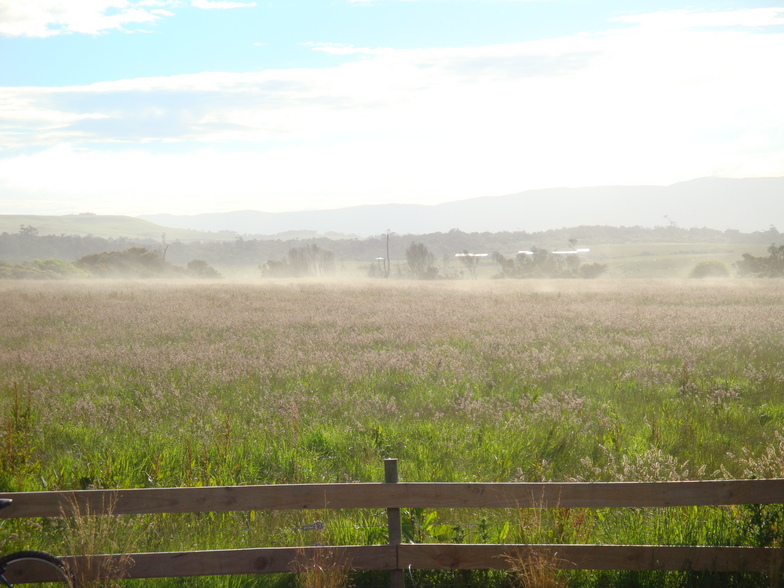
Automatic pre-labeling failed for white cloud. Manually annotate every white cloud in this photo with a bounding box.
[0,0,177,37]
[613,7,784,29]
[2,7,783,213]
[306,42,387,56]
[347,0,541,3]
[191,0,256,9]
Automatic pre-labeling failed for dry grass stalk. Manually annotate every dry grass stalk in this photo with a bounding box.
[59,493,138,588]
[292,545,354,588]
[505,546,567,588]
[503,490,568,588]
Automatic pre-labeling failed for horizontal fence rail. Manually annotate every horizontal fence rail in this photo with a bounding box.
[1,460,783,584]
[2,478,784,518]
[3,545,782,584]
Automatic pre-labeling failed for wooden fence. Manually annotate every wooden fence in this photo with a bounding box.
[0,459,782,585]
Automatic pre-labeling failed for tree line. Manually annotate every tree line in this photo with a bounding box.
[0,246,220,280]
[399,242,606,280]
[735,243,784,277]
[2,224,783,280]
[2,224,781,267]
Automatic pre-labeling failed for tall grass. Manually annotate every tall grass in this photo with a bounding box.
[1,279,783,586]
[59,493,138,588]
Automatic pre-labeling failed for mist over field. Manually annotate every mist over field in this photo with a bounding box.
[2,212,782,282]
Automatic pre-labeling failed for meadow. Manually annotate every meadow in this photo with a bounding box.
[1,278,783,587]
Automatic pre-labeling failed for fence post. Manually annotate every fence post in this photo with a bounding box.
[385,458,404,588]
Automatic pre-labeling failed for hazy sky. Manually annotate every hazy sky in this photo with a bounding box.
[1,1,783,216]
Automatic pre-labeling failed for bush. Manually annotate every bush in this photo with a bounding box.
[736,243,784,277]
[579,263,608,279]
[689,260,730,279]
[187,260,222,278]
[0,260,86,280]
[75,248,181,278]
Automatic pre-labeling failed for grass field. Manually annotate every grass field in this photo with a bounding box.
[589,242,769,278]
[1,278,783,587]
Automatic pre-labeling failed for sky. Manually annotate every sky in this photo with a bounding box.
[1,0,783,216]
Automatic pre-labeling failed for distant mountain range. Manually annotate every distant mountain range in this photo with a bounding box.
[139,176,784,237]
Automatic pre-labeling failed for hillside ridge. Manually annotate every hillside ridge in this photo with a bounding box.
[138,176,784,237]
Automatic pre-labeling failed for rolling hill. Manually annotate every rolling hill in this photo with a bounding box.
[138,176,784,237]
[0,214,236,241]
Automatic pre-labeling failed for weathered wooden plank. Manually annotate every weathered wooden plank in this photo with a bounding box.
[0,485,390,518]
[4,544,780,583]
[399,544,784,573]
[0,555,72,584]
[3,546,397,584]
[121,545,396,579]
[394,479,784,509]
[1,479,783,518]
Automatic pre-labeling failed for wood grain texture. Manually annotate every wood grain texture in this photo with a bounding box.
[3,546,396,583]
[399,544,782,573]
[4,544,780,583]
[1,479,783,518]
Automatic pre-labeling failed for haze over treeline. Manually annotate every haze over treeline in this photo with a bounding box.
[4,174,782,278]
[1,223,780,270]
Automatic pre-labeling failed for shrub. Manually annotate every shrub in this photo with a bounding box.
[736,243,784,277]
[579,262,608,279]
[689,260,730,279]
[0,260,86,280]
[186,259,222,278]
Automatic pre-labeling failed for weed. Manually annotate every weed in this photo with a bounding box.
[291,546,353,588]
[504,547,567,588]
[58,493,143,588]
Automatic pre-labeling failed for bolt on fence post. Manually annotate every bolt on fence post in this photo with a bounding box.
[385,458,404,588]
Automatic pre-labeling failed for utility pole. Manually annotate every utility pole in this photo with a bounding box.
[385,230,391,278]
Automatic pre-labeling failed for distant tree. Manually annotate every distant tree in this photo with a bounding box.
[517,247,560,277]
[286,246,310,276]
[260,259,288,277]
[367,259,385,278]
[406,242,437,279]
[488,247,603,279]
[490,251,515,276]
[491,251,506,273]
[736,243,784,277]
[19,225,38,237]
[161,233,169,261]
[564,253,581,273]
[384,230,391,278]
[262,244,335,277]
[456,250,481,279]
[312,245,335,276]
